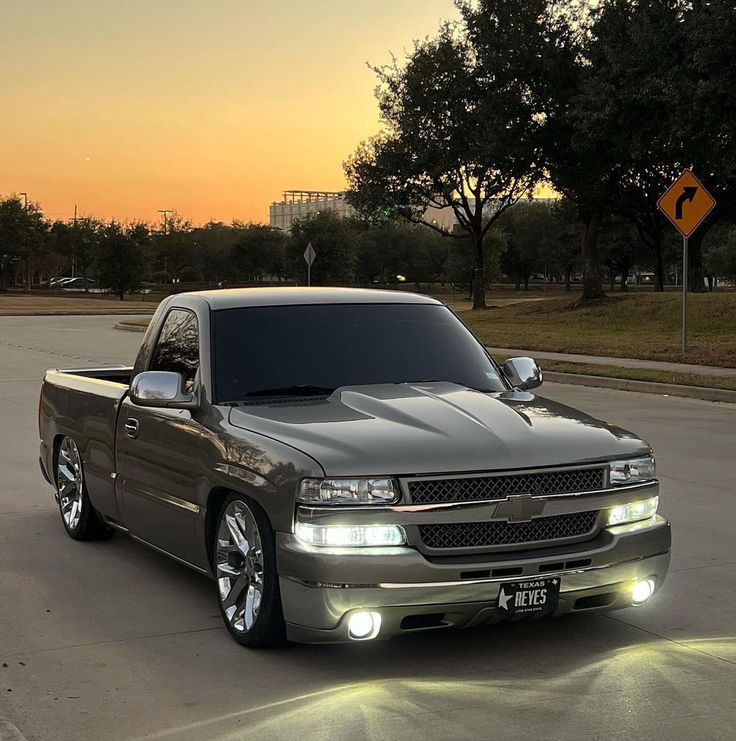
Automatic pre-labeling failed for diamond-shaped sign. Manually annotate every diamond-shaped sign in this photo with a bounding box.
[303,242,316,267]
[658,169,716,238]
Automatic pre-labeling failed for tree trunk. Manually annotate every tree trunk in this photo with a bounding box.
[523,274,530,291]
[565,266,572,292]
[620,271,628,291]
[24,257,31,291]
[581,214,605,300]
[471,234,486,309]
[467,268,473,300]
[688,231,706,292]
[608,269,615,292]
[514,275,521,291]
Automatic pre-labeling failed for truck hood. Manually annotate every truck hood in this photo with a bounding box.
[228,383,650,477]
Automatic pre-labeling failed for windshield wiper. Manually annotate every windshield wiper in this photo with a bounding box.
[243,384,336,398]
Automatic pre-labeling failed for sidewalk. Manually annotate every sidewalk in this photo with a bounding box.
[487,347,736,378]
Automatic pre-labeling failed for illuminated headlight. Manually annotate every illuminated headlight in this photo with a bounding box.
[295,522,406,547]
[298,478,399,505]
[609,456,656,486]
[607,496,659,527]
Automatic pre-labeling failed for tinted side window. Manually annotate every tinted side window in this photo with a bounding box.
[150,309,199,392]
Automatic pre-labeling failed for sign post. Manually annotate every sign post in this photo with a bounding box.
[657,169,716,353]
[303,242,316,287]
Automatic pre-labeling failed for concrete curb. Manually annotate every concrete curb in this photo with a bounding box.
[545,371,736,404]
[114,322,147,332]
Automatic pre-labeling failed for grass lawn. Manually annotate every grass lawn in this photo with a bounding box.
[0,293,159,315]
[464,292,736,368]
[492,355,736,392]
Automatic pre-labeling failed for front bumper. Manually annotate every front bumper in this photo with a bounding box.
[276,515,671,643]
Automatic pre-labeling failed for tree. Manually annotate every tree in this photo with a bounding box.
[0,196,47,289]
[95,222,149,300]
[498,203,559,291]
[674,1,736,291]
[231,224,287,282]
[287,211,359,285]
[346,3,551,309]
[151,213,192,280]
[546,199,581,291]
[49,217,102,288]
[599,220,643,291]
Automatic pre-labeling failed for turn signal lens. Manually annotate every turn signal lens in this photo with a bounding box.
[607,497,659,527]
[295,522,406,548]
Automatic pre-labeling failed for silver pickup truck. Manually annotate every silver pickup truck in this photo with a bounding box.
[39,288,671,647]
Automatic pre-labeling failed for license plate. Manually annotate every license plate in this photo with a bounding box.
[497,578,561,618]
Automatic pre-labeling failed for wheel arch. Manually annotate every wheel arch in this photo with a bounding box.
[204,486,275,573]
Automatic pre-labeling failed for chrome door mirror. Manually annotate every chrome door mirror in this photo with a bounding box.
[502,357,543,391]
[130,371,198,410]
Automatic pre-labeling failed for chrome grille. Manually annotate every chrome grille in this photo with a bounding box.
[407,467,605,505]
[418,511,600,550]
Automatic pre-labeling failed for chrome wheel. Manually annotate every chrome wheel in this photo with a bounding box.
[216,500,264,633]
[57,437,84,531]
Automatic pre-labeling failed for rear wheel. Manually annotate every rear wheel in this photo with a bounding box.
[214,494,286,648]
[55,437,112,540]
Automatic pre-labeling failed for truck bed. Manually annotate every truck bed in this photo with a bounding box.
[39,366,134,522]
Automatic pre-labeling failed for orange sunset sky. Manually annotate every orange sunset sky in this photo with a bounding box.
[2,0,461,225]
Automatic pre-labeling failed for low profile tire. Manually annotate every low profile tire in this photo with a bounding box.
[55,436,112,541]
[214,493,286,648]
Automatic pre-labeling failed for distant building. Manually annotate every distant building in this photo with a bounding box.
[269,189,558,232]
[269,190,354,231]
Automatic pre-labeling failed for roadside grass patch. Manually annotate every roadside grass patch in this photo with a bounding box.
[465,292,736,367]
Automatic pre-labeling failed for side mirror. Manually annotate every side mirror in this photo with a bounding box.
[130,371,198,410]
[502,357,543,391]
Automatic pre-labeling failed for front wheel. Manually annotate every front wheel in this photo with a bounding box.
[214,494,286,648]
[55,436,112,540]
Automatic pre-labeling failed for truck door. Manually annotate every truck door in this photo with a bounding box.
[116,308,203,566]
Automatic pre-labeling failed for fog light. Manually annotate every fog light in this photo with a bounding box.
[348,611,381,640]
[631,579,655,605]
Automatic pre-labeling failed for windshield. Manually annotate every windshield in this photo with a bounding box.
[212,303,507,402]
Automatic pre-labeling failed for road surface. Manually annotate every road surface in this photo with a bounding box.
[0,316,734,740]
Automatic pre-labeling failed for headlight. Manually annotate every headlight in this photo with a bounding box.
[295,522,406,547]
[607,496,659,527]
[609,456,656,486]
[298,478,399,505]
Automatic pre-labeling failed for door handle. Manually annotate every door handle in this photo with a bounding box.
[125,418,139,439]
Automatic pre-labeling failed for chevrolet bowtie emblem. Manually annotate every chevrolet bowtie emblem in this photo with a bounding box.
[494,494,545,523]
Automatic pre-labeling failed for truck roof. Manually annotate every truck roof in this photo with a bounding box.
[187,287,443,310]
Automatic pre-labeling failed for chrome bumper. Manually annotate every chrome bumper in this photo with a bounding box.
[276,515,671,643]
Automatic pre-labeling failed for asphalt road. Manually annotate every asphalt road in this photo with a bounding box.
[0,315,734,741]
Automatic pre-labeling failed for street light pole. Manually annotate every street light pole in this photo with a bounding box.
[158,209,173,235]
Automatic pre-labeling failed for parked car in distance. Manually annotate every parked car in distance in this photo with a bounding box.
[49,276,74,289]
[61,277,97,290]
[38,288,671,647]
